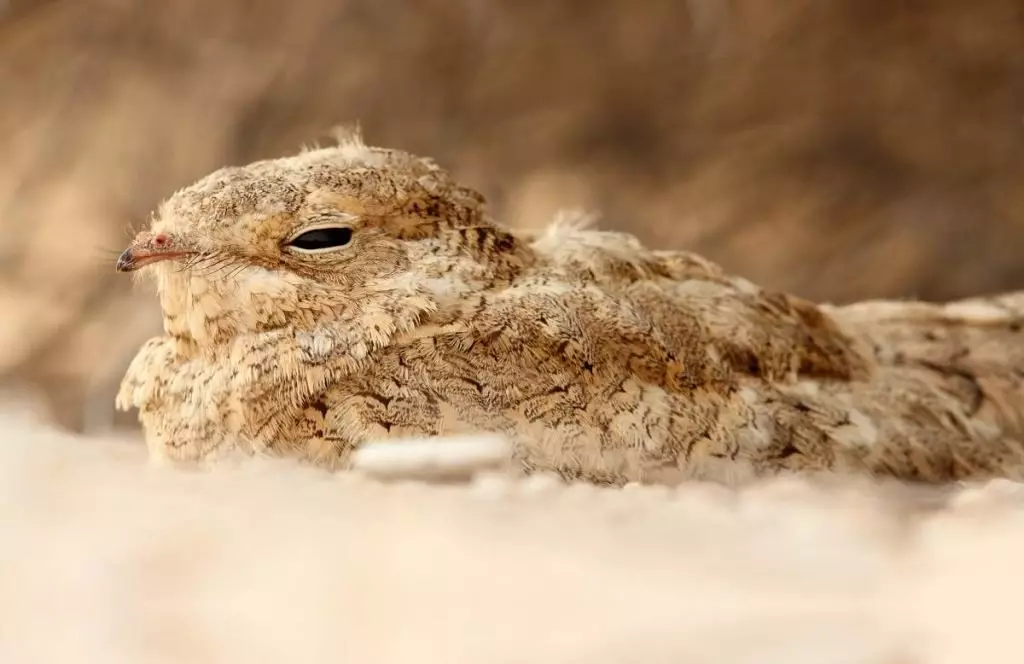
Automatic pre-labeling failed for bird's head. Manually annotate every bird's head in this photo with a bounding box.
[116,130,517,349]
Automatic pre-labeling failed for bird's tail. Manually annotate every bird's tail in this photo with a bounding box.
[826,291,1024,439]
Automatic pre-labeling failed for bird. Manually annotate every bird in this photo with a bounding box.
[115,129,1024,486]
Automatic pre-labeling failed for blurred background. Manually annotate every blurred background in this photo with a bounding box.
[0,0,1022,435]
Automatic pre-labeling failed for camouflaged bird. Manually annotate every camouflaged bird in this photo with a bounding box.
[115,130,1024,485]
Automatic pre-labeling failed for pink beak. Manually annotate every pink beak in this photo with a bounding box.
[115,232,188,272]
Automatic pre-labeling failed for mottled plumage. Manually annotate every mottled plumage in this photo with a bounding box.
[116,131,1024,485]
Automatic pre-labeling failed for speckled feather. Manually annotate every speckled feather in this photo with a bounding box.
[116,130,1024,485]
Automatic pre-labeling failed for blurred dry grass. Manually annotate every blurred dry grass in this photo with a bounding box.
[1,0,1023,432]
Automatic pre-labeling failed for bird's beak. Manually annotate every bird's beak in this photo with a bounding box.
[115,231,188,273]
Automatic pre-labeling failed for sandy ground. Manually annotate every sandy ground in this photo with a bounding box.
[3,404,1024,663]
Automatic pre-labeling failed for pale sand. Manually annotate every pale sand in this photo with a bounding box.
[2,405,1023,663]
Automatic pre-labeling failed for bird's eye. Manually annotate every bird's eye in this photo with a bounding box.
[287,227,354,253]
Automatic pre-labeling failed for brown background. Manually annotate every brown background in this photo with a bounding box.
[1,0,1022,433]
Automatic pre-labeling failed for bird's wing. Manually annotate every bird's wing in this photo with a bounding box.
[523,228,1024,480]
[526,224,870,387]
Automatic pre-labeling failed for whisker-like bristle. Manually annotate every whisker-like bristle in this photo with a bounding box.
[197,256,241,277]
[169,252,243,278]
[90,245,129,268]
[224,264,250,280]
[179,253,213,271]
[92,247,126,258]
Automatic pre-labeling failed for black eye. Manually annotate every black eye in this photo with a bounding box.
[287,227,353,252]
